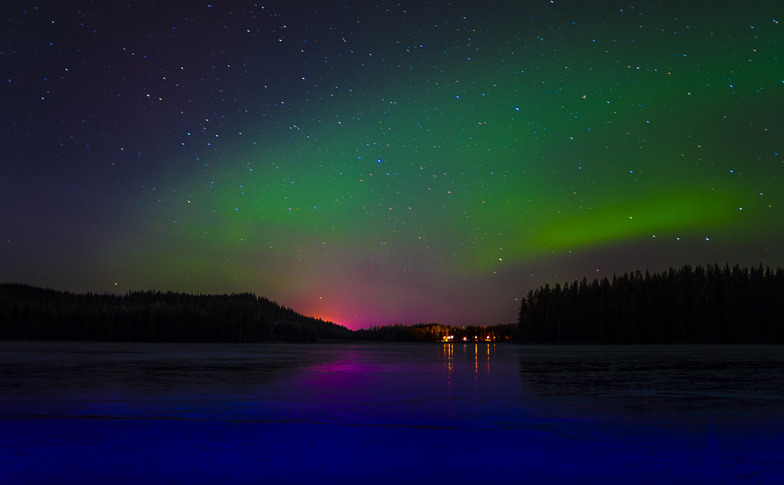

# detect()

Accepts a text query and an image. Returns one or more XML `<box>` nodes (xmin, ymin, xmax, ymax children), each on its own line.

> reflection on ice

<box><xmin>517</xmin><ymin>345</ymin><xmax>784</xmax><ymax>422</ymax></box>
<box><xmin>442</xmin><ymin>342</ymin><xmax>495</xmax><ymax>389</ymax></box>
<box><xmin>1</xmin><ymin>342</ymin><xmax>783</xmax><ymax>484</ymax></box>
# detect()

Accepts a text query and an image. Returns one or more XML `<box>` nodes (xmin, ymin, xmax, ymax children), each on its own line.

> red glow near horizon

<box><xmin>294</xmin><ymin>289</ymin><xmax>399</xmax><ymax>330</ymax></box>
<box><xmin>293</xmin><ymin>298</ymin><xmax>363</xmax><ymax>330</ymax></box>
<box><xmin>296</xmin><ymin>301</ymin><xmax>422</xmax><ymax>331</ymax></box>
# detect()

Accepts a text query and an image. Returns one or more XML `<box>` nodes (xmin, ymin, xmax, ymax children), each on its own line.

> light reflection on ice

<box><xmin>1</xmin><ymin>342</ymin><xmax>783</xmax><ymax>484</ymax></box>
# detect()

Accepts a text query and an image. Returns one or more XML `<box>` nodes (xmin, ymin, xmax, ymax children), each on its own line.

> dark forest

<box><xmin>0</xmin><ymin>283</ymin><xmax>516</xmax><ymax>343</ymax></box>
<box><xmin>0</xmin><ymin>284</ymin><xmax>352</xmax><ymax>343</ymax></box>
<box><xmin>518</xmin><ymin>264</ymin><xmax>784</xmax><ymax>344</ymax></box>
<box><xmin>2</xmin><ymin>263</ymin><xmax>783</xmax><ymax>344</ymax></box>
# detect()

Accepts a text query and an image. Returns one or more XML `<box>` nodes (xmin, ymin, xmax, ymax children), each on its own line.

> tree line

<box><xmin>353</xmin><ymin>322</ymin><xmax>517</xmax><ymax>342</ymax></box>
<box><xmin>0</xmin><ymin>284</ymin><xmax>518</xmax><ymax>344</ymax></box>
<box><xmin>5</xmin><ymin>263</ymin><xmax>782</xmax><ymax>344</ymax></box>
<box><xmin>0</xmin><ymin>284</ymin><xmax>352</xmax><ymax>343</ymax></box>
<box><xmin>518</xmin><ymin>264</ymin><xmax>784</xmax><ymax>344</ymax></box>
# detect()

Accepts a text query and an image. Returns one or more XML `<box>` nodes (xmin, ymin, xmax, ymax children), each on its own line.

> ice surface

<box><xmin>1</xmin><ymin>342</ymin><xmax>783</xmax><ymax>484</ymax></box>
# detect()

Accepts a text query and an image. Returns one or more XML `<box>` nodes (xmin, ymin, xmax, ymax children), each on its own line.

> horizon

<box><xmin>2</xmin><ymin>260</ymin><xmax>775</xmax><ymax>332</ymax></box>
<box><xmin>2</xmin><ymin>280</ymin><xmax>522</xmax><ymax>330</ymax></box>
<box><xmin>3</xmin><ymin>2</ymin><xmax>783</xmax><ymax>331</ymax></box>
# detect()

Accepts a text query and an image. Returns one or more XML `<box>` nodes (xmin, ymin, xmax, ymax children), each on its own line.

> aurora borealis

<box><xmin>3</xmin><ymin>1</ymin><xmax>783</xmax><ymax>329</ymax></box>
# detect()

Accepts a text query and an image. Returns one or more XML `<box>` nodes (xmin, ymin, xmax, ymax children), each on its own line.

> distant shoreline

<box><xmin>4</xmin><ymin>264</ymin><xmax>783</xmax><ymax>345</ymax></box>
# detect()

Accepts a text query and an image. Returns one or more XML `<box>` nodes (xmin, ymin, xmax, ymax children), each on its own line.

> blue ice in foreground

<box><xmin>1</xmin><ymin>342</ymin><xmax>783</xmax><ymax>484</ymax></box>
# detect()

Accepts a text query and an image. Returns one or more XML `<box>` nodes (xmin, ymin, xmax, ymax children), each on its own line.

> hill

<box><xmin>0</xmin><ymin>284</ymin><xmax>352</xmax><ymax>342</ymax></box>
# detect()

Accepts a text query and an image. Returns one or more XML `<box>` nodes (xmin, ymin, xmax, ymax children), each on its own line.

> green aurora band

<box><xmin>94</xmin><ymin>2</ymin><xmax>783</xmax><ymax>327</ymax></box>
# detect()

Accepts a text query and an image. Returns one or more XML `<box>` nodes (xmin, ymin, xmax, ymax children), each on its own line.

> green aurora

<box><xmin>3</xmin><ymin>1</ymin><xmax>783</xmax><ymax>328</ymax></box>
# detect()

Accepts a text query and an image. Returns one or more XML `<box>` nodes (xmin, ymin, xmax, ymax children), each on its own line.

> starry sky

<box><xmin>3</xmin><ymin>1</ymin><xmax>783</xmax><ymax>329</ymax></box>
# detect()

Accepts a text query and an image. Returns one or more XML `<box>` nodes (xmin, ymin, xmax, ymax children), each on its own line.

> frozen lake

<box><xmin>1</xmin><ymin>342</ymin><xmax>783</xmax><ymax>484</ymax></box>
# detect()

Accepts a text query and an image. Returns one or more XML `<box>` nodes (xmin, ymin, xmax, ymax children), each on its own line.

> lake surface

<box><xmin>1</xmin><ymin>342</ymin><xmax>783</xmax><ymax>484</ymax></box>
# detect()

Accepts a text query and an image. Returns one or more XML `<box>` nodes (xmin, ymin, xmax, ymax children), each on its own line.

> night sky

<box><xmin>3</xmin><ymin>1</ymin><xmax>783</xmax><ymax>329</ymax></box>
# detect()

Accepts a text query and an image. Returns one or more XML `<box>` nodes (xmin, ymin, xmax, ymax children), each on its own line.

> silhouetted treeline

<box><xmin>0</xmin><ymin>284</ymin><xmax>352</xmax><ymax>342</ymax></box>
<box><xmin>518</xmin><ymin>264</ymin><xmax>784</xmax><ymax>344</ymax></box>
<box><xmin>354</xmin><ymin>322</ymin><xmax>517</xmax><ymax>342</ymax></box>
